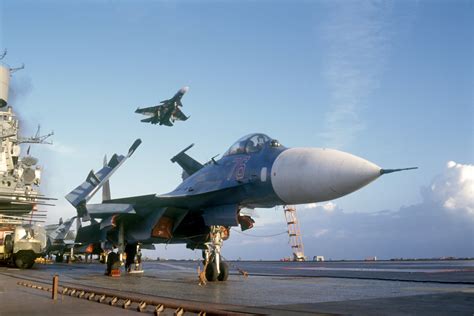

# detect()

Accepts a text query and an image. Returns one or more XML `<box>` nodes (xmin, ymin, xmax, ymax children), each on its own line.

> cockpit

<box><xmin>223</xmin><ymin>133</ymin><xmax>281</xmax><ymax>156</ymax></box>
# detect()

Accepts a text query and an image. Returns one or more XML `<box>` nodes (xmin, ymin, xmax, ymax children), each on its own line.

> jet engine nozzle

<box><xmin>271</xmin><ymin>148</ymin><xmax>382</xmax><ymax>204</ymax></box>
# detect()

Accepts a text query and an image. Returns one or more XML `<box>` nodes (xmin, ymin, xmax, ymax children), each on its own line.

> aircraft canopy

<box><xmin>223</xmin><ymin>133</ymin><xmax>273</xmax><ymax>156</ymax></box>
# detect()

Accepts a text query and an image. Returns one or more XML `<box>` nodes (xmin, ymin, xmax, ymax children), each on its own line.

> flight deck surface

<box><xmin>1</xmin><ymin>260</ymin><xmax>473</xmax><ymax>315</ymax></box>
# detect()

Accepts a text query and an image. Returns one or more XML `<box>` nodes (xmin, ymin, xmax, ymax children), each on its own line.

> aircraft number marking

<box><xmin>228</xmin><ymin>156</ymin><xmax>250</xmax><ymax>181</ymax></box>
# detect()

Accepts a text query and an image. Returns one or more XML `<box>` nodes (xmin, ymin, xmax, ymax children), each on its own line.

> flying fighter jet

<box><xmin>135</xmin><ymin>86</ymin><xmax>190</xmax><ymax>126</ymax></box>
<box><xmin>66</xmin><ymin>134</ymin><xmax>416</xmax><ymax>282</ymax></box>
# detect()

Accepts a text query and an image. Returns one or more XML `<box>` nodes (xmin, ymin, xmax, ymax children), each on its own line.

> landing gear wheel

<box><xmin>4</xmin><ymin>234</ymin><xmax>13</xmax><ymax>253</ymax></box>
<box><xmin>15</xmin><ymin>254</ymin><xmax>34</xmax><ymax>269</ymax></box>
<box><xmin>205</xmin><ymin>261</ymin><xmax>218</xmax><ymax>282</ymax></box>
<box><xmin>218</xmin><ymin>261</ymin><xmax>229</xmax><ymax>281</ymax></box>
<box><xmin>55</xmin><ymin>254</ymin><xmax>64</xmax><ymax>263</ymax></box>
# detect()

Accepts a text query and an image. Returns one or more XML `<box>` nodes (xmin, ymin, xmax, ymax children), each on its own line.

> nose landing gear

<box><xmin>202</xmin><ymin>226</ymin><xmax>229</xmax><ymax>282</ymax></box>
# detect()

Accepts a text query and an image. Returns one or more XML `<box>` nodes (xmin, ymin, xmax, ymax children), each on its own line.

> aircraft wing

<box><xmin>65</xmin><ymin>139</ymin><xmax>142</xmax><ymax>210</ymax></box>
<box><xmin>136</xmin><ymin>104</ymin><xmax>173</xmax><ymax>125</ymax></box>
<box><xmin>173</xmin><ymin>107</ymin><xmax>189</xmax><ymax>121</ymax></box>
<box><xmin>135</xmin><ymin>105</ymin><xmax>162</xmax><ymax>115</ymax></box>
<box><xmin>86</xmin><ymin>203</ymin><xmax>136</xmax><ymax>218</ymax></box>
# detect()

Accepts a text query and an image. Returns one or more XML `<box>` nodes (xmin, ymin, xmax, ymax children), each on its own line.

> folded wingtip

<box><xmin>128</xmin><ymin>139</ymin><xmax>142</xmax><ymax>157</ymax></box>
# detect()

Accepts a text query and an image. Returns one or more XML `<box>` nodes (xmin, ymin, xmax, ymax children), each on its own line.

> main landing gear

<box><xmin>202</xmin><ymin>226</ymin><xmax>229</xmax><ymax>282</ymax></box>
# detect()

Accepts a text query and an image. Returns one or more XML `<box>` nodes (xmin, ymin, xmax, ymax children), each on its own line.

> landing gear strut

<box><xmin>202</xmin><ymin>226</ymin><xmax>229</xmax><ymax>282</ymax></box>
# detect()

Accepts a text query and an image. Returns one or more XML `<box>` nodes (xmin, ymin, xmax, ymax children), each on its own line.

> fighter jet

<box><xmin>44</xmin><ymin>217</ymin><xmax>76</xmax><ymax>262</ymax></box>
<box><xmin>66</xmin><ymin>134</ymin><xmax>416</xmax><ymax>282</ymax></box>
<box><xmin>135</xmin><ymin>86</ymin><xmax>190</xmax><ymax>126</ymax></box>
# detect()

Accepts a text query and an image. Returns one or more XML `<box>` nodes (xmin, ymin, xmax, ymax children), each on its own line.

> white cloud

<box><xmin>322</xmin><ymin>202</ymin><xmax>337</xmax><ymax>212</ymax></box>
<box><xmin>303</xmin><ymin>201</ymin><xmax>337</xmax><ymax>212</ymax></box>
<box><xmin>314</xmin><ymin>228</ymin><xmax>330</xmax><ymax>238</ymax></box>
<box><xmin>424</xmin><ymin>161</ymin><xmax>473</xmax><ymax>216</ymax></box>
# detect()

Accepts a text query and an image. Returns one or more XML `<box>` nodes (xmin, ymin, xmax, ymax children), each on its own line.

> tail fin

<box><xmin>50</xmin><ymin>217</ymin><xmax>76</xmax><ymax>241</ymax></box>
<box><xmin>102</xmin><ymin>155</ymin><xmax>111</xmax><ymax>201</ymax></box>
<box><xmin>170</xmin><ymin>144</ymin><xmax>203</xmax><ymax>179</ymax></box>
<box><xmin>65</xmin><ymin>139</ymin><xmax>141</xmax><ymax>209</ymax></box>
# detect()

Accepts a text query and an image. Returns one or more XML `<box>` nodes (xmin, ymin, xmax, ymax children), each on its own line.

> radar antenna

<box><xmin>18</xmin><ymin>125</ymin><xmax>54</xmax><ymax>145</ymax></box>
<box><xmin>10</xmin><ymin>63</ymin><xmax>25</xmax><ymax>73</ymax></box>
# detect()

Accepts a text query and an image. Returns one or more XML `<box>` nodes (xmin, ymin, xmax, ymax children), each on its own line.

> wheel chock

<box><xmin>137</xmin><ymin>301</ymin><xmax>147</xmax><ymax>312</ymax></box>
<box><xmin>98</xmin><ymin>294</ymin><xmax>106</xmax><ymax>303</ymax></box>
<box><xmin>154</xmin><ymin>304</ymin><xmax>165</xmax><ymax>315</ymax></box>
<box><xmin>198</xmin><ymin>265</ymin><xmax>207</xmax><ymax>286</ymax></box>
<box><xmin>122</xmin><ymin>299</ymin><xmax>131</xmax><ymax>309</ymax></box>
<box><xmin>109</xmin><ymin>297</ymin><xmax>118</xmax><ymax>306</ymax></box>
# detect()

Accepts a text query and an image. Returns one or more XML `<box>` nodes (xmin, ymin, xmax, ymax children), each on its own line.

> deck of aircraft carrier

<box><xmin>1</xmin><ymin>259</ymin><xmax>473</xmax><ymax>315</ymax></box>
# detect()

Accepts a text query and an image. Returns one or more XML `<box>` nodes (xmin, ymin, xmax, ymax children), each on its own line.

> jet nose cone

<box><xmin>180</xmin><ymin>86</ymin><xmax>189</xmax><ymax>94</ymax></box>
<box><xmin>271</xmin><ymin>148</ymin><xmax>381</xmax><ymax>204</ymax></box>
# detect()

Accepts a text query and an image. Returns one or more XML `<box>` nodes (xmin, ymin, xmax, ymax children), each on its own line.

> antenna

<box><xmin>210</xmin><ymin>154</ymin><xmax>219</xmax><ymax>165</ymax></box>
<box><xmin>10</xmin><ymin>63</ymin><xmax>25</xmax><ymax>73</ymax></box>
<box><xmin>18</xmin><ymin>125</ymin><xmax>54</xmax><ymax>145</ymax></box>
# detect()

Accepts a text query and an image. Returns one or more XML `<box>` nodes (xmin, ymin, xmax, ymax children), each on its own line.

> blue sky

<box><xmin>0</xmin><ymin>0</ymin><xmax>472</xmax><ymax>259</ymax></box>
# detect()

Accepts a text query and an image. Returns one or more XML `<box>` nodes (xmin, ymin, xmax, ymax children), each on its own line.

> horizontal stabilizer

<box><xmin>140</xmin><ymin>117</ymin><xmax>155</xmax><ymax>123</ymax></box>
<box><xmin>380</xmin><ymin>167</ymin><xmax>418</xmax><ymax>175</ymax></box>
<box><xmin>65</xmin><ymin>139</ymin><xmax>142</xmax><ymax>209</ymax></box>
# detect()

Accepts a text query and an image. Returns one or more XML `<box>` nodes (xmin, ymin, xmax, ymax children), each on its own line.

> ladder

<box><xmin>284</xmin><ymin>206</ymin><xmax>306</xmax><ymax>261</ymax></box>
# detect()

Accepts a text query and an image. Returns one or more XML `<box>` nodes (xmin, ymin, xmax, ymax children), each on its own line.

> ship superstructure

<box><xmin>0</xmin><ymin>51</ymin><xmax>52</xmax><ymax>268</ymax></box>
<box><xmin>0</xmin><ymin>51</ymin><xmax>53</xmax><ymax>220</ymax></box>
